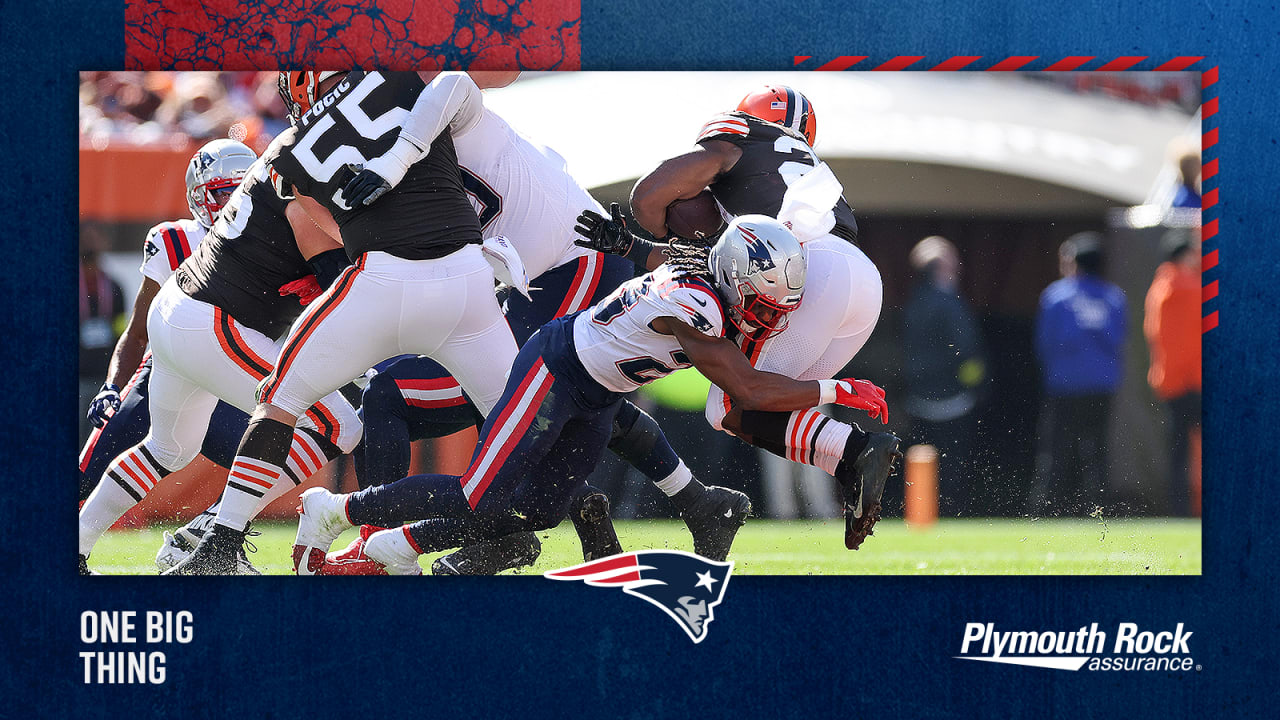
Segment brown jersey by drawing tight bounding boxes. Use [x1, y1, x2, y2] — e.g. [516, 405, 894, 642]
[696, 111, 858, 244]
[269, 70, 482, 261]
[175, 158, 312, 339]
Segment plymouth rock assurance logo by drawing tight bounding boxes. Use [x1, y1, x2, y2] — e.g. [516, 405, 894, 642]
[955, 623, 1200, 672]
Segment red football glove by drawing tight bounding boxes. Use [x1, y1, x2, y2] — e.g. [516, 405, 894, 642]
[279, 276, 324, 306]
[833, 378, 889, 424]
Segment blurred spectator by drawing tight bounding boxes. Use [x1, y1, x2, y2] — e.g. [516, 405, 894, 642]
[1028, 233, 1127, 515]
[1144, 229, 1202, 516]
[1170, 143, 1202, 209]
[79, 224, 126, 443]
[902, 236, 987, 516]
[79, 71, 286, 154]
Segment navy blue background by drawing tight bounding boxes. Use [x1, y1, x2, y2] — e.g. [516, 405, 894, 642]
[3, 1, 1271, 716]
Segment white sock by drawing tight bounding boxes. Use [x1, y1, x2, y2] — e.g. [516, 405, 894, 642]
[79, 479, 140, 557]
[653, 460, 694, 496]
[811, 417, 854, 476]
[365, 527, 423, 575]
[215, 456, 283, 532]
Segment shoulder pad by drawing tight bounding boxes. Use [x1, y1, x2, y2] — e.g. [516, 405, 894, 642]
[696, 113, 752, 144]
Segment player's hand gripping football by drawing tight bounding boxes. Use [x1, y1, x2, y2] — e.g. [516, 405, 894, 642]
[87, 384, 122, 428]
[832, 378, 889, 424]
[574, 203, 637, 256]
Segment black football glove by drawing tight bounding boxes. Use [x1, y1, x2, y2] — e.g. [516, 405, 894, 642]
[341, 167, 392, 208]
[87, 383, 122, 428]
[574, 203, 637, 256]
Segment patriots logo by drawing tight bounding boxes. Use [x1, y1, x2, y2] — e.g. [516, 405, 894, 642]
[193, 151, 216, 173]
[545, 551, 733, 643]
[739, 225, 777, 277]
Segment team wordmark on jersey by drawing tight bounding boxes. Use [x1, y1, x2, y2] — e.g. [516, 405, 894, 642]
[954, 622, 1199, 672]
[545, 551, 733, 644]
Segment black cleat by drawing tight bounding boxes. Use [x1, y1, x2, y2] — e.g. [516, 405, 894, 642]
[78, 554, 97, 576]
[156, 521, 261, 575]
[569, 486, 623, 561]
[836, 432, 902, 550]
[162, 524, 249, 575]
[681, 486, 751, 561]
[431, 532, 542, 575]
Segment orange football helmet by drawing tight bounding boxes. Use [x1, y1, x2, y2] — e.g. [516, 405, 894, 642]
[736, 85, 817, 147]
[277, 71, 344, 121]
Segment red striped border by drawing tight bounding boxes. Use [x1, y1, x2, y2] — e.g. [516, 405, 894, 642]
[793, 55, 1207, 72]
[1201, 66, 1218, 334]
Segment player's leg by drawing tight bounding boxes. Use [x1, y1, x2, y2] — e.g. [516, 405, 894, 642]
[78, 358, 218, 571]
[301, 334, 568, 574]
[351, 356, 482, 490]
[78, 358, 152, 502]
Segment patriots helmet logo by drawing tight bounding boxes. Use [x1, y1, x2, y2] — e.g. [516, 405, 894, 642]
[739, 225, 777, 277]
[194, 151, 216, 173]
[545, 551, 733, 643]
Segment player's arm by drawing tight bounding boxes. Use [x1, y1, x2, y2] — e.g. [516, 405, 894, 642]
[630, 141, 741, 239]
[652, 315, 888, 420]
[343, 72, 485, 207]
[282, 197, 350, 306]
[87, 277, 162, 427]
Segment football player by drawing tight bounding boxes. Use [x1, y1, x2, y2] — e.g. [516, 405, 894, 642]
[168, 71, 522, 575]
[577, 85, 901, 549]
[78, 137, 363, 575]
[293, 217, 890, 575]
[339, 71, 752, 572]
[79, 139, 261, 572]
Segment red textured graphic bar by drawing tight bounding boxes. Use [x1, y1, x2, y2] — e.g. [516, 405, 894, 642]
[874, 56, 926, 71]
[125, 0, 581, 70]
[1203, 249, 1218, 271]
[985, 56, 1037, 70]
[816, 56, 867, 71]
[1202, 66, 1219, 87]
[930, 56, 982, 71]
[1203, 188, 1218, 209]
[1044, 56, 1095, 71]
[1204, 96, 1219, 117]
[793, 56, 812, 65]
[1203, 158, 1218, 180]
[1202, 280, 1219, 303]
[1203, 218, 1218, 241]
[1202, 311, 1218, 334]
[1096, 56, 1146, 70]
[1203, 127, 1218, 149]
[1155, 56, 1204, 71]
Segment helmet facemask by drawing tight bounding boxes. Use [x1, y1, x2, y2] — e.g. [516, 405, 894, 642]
[728, 286, 801, 340]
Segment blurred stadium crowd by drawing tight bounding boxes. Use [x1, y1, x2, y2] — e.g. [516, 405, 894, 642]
[79, 71, 1204, 524]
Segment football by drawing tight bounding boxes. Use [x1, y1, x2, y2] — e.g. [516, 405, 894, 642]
[665, 190, 726, 241]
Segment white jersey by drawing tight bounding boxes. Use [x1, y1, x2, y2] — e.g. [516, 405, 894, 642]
[453, 106, 597, 279]
[572, 265, 727, 393]
[139, 218, 208, 285]
[407, 73, 597, 280]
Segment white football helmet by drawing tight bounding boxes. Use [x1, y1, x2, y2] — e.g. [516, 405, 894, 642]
[708, 215, 806, 339]
[185, 138, 257, 228]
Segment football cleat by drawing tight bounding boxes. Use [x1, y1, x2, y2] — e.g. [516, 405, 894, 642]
[156, 526, 261, 575]
[322, 525, 390, 576]
[431, 532, 541, 576]
[293, 487, 354, 576]
[161, 524, 248, 575]
[78, 554, 98, 576]
[569, 486, 623, 561]
[680, 485, 752, 561]
[836, 432, 902, 550]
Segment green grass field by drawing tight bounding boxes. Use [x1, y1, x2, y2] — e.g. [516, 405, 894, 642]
[90, 516, 1201, 575]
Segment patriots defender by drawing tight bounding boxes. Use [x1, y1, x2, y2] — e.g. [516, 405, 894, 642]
[293, 216, 891, 575]
[339, 71, 750, 572]
[579, 85, 900, 548]
[78, 140, 363, 574]
[80, 140, 252, 501]
[168, 71, 521, 575]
